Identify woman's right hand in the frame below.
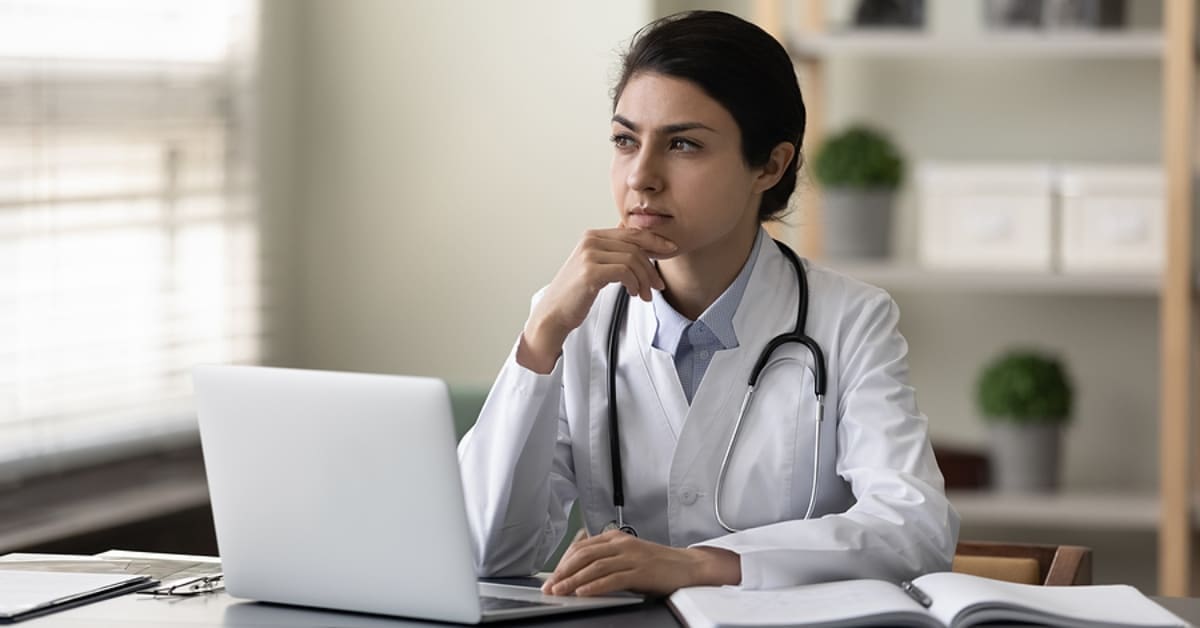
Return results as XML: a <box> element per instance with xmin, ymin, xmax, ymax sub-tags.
<box><xmin>517</xmin><ymin>227</ymin><xmax>677</xmax><ymax>374</ymax></box>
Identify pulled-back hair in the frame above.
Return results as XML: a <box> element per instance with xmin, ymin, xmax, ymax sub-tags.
<box><xmin>612</xmin><ymin>11</ymin><xmax>806</xmax><ymax>222</ymax></box>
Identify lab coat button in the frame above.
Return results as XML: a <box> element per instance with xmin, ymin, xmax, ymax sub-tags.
<box><xmin>680</xmin><ymin>487</ymin><xmax>698</xmax><ymax>505</ymax></box>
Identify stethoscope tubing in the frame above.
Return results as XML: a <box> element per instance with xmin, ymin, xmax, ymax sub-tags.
<box><xmin>713</xmin><ymin>361</ymin><xmax>825</xmax><ymax>532</ymax></box>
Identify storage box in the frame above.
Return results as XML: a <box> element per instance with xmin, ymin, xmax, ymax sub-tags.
<box><xmin>917</xmin><ymin>162</ymin><xmax>1055</xmax><ymax>271</ymax></box>
<box><xmin>1058</xmin><ymin>164</ymin><xmax>1164</xmax><ymax>274</ymax></box>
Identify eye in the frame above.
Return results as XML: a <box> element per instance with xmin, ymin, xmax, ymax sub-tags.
<box><xmin>610</xmin><ymin>134</ymin><xmax>637</xmax><ymax>150</ymax></box>
<box><xmin>669</xmin><ymin>137</ymin><xmax>701</xmax><ymax>152</ymax></box>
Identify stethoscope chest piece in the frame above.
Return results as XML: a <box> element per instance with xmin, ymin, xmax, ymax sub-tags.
<box><xmin>601</xmin><ymin>520</ymin><xmax>638</xmax><ymax>537</ymax></box>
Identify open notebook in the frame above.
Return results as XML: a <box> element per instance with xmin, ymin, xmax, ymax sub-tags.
<box><xmin>668</xmin><ymin>572</ymin><xmax>1187</xmax><ymax>628</ymax></box>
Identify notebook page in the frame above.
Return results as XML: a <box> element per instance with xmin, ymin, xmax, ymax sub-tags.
<box><xmin>669</xmin><ymin>580</ymin><xmax>940</xmax><ymax>628</ymax></box>
<box><xmin>914</xmin><ymin>572</ymin><xmax>1186</xmax><ymax>628</ymax></box>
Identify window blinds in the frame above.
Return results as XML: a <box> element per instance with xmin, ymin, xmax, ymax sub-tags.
<box><xmin>0</xmin><ymin>0</ymin><xmax>261</xmax><ymax>481</ymax></box>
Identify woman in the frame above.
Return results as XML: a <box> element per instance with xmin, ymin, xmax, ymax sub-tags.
<box><xmin>457</xmin><ymin>10</ymin><xmax>959</xmax><ymax>597</ymax></box>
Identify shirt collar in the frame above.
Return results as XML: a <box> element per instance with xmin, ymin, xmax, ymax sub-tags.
<box><xmin>651</xmin><ymin>228</ymin><xmax>765</xmax><ymax>352</ymax></box>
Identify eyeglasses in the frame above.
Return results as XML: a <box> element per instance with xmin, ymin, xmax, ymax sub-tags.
<box><xmin>137</xmin><ymin>573</ymin><xmax>224</xmax><ymax>597</ymax></box>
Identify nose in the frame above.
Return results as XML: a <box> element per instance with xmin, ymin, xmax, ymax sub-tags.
<box><xmin>625</xmin><ymin>148</ymin><xmax>663</xmax><ymax>194</ymax></box>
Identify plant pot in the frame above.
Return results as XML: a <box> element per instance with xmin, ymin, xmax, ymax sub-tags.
<box><xmin>988</xmin><ymin>422</ymin><xmax>1062</xmax><ymax>493</ymax></box>
<box><xmin>822</xmin><ymin>188</ymin><xmax>894</xmax><ymax>259</ymax></box>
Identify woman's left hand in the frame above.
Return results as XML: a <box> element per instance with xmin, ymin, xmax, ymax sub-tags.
<box><xmin>540</xmin><ymin>529</ymin><xmax>741</xmax><ymax>597</ymax></box>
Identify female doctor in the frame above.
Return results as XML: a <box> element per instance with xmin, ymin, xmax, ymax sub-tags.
<box><xmin>457</xmin><ymin>10</ymin><xmax>959</xmax><ymax>597</ymax></box>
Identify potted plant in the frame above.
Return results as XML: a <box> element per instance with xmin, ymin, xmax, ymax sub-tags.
<box><xmin>976</xmin><ymin>349</ymin><xmax>1074</xmax><ymax>493</ymax></box>
<box><xmin>811</xmin><ymin>125</ymin><xmax>904</xmax><ymax>258</ymax></box>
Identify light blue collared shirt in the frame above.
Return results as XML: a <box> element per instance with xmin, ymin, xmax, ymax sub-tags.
<box><xmin>651</xmin><ymin>229</ymin><xmax>764</xmax><ymax>403</ymax></box>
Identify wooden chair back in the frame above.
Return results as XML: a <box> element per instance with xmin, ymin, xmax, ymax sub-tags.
<box><xmin>953</xmin><ymin>540</ymin><xmax>1092</xmax><ymax>586</ymax></box>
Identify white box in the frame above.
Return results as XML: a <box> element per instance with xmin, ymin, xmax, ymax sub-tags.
<box><xmin>917</xmin><ymin>162</ymin><xmax>1055</xmax><ymax>271</ymax></box>
<box><xmin>1058</xmin><ymin>164</ymin><xmax>1164</xmax><ymax>274</ymax></box>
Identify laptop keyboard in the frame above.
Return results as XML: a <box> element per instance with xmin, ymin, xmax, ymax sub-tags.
<box><xmin>480</xmin><ymin>595</ymin><xmax>562</xmax><ymax>611</ymax></box>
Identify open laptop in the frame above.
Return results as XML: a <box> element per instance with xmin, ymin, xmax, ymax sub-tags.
<box><xmin>192</xmin><ymin>365</ymin><xmax>641</xmax><ymax>623</ymax></box>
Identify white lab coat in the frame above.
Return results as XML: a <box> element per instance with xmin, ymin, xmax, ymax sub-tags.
<box><xmin>457</xmin><ymin>235</ymin><xmax>960</xmax><ymax>589</ymax></box>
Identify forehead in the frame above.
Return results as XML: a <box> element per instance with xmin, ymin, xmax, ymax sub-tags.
<box><xmin>613</xmin><ymin>72</ymin><xmax>736</xmax><ymax>130</ymax></box>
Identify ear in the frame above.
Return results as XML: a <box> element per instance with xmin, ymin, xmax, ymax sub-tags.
<box><xmin>752</xmin><ymin>141</ymin><xmax>796</xmax><ymax>194</ymax></box>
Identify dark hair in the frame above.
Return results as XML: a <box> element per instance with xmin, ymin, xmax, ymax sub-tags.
<box><xmin>612</xmin><ymin>11</ymin><xmax>806</xmax><ymax>222</ymax></box>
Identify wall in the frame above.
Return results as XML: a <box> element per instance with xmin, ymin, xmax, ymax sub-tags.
<box><xmin>258</xmin><ymin>0</ymin><xmax>302</xmax><ymax>368</ymax></box>
<box><xmin>285</xmin><ymin>0</ymin><xmax>651</xmax><ymax>385</ymax></box>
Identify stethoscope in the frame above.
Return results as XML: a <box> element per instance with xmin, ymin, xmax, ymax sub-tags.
<box><xmin>602</xmin><ymin>239</ymin><xmax>828</xmax><ymax>536</ymax></box>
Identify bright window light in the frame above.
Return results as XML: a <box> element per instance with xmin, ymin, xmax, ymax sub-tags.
<box><xmin>0</xmin><ymin>0</ymin><xmax>261</xmax><ymax>481</ymax></box>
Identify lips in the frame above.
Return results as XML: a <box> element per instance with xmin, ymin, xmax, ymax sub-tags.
<box><xmin>626</xmin><ymin>208</ymin><xmax>673</xmax><ymax>229</ymax></box>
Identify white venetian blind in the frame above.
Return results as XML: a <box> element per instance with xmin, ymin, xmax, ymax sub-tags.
<box><xmin>0</xmin><ymin>0</ymin><xmax>261</xmax><ymax>480</ymax></box>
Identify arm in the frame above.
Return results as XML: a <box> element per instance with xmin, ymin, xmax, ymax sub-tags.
<box><xmin>459</xmin><ymin>227</ymin><xmax>676</xmax><ymax>575</ymax></box>
<box><xmin>457</xmin><ymin>335</ymin><xmax>576</xmax><ymax>576</ymax></box>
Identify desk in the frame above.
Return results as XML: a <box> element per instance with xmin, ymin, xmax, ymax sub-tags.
<box><xmin>17</xmin><ymin>589</ymin><xmax>1200</xmax><ymax>627</ymax></box>
<box><xmin>19</xmin><ymin>589</ymin><xmax>674</xmax><ymax>627</ymax></box>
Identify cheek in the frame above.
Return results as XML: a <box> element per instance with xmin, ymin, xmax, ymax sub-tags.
<box><xmin>679</xmin><ymin>162</ymin><xmax>753</xmax><ymax>207</ymax></box>
<box><xmin>610</xmin><ymin>157</ymin><xmax>627</xmax><ymax>199</ymax></box>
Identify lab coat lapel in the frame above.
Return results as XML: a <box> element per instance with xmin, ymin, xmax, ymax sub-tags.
<box><xmin>631</xmin><ymin>296</ymin><xmax>688</xmax><ymax>438</ymax></box>
<box><xmin>669</xmin><ymin>241</ymin><xmax>799</xmax><ymax>483</ymax></box>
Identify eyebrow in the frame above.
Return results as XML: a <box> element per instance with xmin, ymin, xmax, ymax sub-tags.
<box><xmin>611</xmin><ymin>114</ymin><xmax>716</xmax><ymax>135</ymax></box>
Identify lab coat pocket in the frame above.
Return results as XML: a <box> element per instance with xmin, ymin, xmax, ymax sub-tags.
<box><xmin>716</xmin><ymin>355</ymin><xmax>814</xmax><ymax>529</ymax></box>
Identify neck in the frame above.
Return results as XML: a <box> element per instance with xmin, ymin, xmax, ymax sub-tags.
<box><xmin>659</xmin><ymin>227</ymin><xmax>759</xmax><ymax>321</ymax></box>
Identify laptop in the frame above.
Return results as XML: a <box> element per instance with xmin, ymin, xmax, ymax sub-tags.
<box><xmin>192</xmin><ymin>365</ymin><xmax>642</xmax><ymax>623</ymax></box>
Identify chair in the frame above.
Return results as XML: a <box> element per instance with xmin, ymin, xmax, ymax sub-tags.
<box><xmin>448</xmin><ymin>383</ymin><xmax>489</xmax><ymax>440</ymax></box>
<box><xmin>953</xmin><ymin>541</ymin><xmax>1092</xmax><ymax>585</ymax></box>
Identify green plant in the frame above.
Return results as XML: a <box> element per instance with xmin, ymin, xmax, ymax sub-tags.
<box><xmin>976</xmin><ymin>350</ymin><xmax>1073</xmax><ymax>425</ymax></box>
<box><xmin>812</xmin><ymin>125</ymin><xmax>904</xmax><ymax>189</ymax></box>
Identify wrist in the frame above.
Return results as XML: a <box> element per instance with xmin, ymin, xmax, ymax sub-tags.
<box><xmin>688</xmin><ymin>547</ymin><xmax>742</xmax><ymax>587</ymax></box>
<box><xmin>516</xmin><ymin>315</ymin><xmax>568</xmax><ymax>374</ymax></box>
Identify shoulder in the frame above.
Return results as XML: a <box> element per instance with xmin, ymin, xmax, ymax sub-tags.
<box><xmin>799</xmin><ymin>262</ymin><xmax>909</xmax><ymax>372</ymax></box>
<box><xmin>800</xmin><ymin>259</ymin><xmax>896</xmax><ymax>320</ymax></box>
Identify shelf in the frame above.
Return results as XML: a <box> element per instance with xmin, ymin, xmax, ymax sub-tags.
<box><xmin>824</xmin><ymin>260</ymin><xmax>1160</xmax><ymax>296</ymax></box>
<box><xmin>948</xmin><ymin>490</ymin><xmax>1200</xmax><ymax>531</ymax></box>
<box><xmin>789</xmin><ymin>30</ymin><xmax>1164</xmax><ymax>60</ymax></box>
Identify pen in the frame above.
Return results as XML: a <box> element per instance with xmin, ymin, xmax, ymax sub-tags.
<box><xmin>900</xmin><ymin>581</ymin><xmax>932</xmax><ymax>608</ymax></box>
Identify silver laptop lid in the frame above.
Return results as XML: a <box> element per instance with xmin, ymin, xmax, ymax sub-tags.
<box><xmin>193</xmin><ymin>365</ymin><xmax>483</xmax><ymax>623</ymax></box>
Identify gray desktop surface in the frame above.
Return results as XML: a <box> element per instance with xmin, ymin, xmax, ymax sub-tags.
<box><xmin>17</xmin><ymin>583</ymin><xmax>673</xmax><ymax>627</ymax></box>
<box><xmin>16</xmin><ymin>584</ymin><xmax>1200</xmax><ymax>627</ymax></box>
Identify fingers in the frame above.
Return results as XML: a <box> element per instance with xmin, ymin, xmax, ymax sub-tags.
<box><xmin>577</xmin><ymin>231</ymin><xmax>664</xmax><ymax>301</ymax></box>
<box><xmin>541</xmin><ymin>528</ymin><xmax>589</xmax><ymax>594</ymax></box>
<box><xmin>553</xmin><ymin>555</ymin><xmax>632</xmax><ymax>597</ymax></box>
<box><xmin>542</xmin><ymin>530</ymin><xmax>624</xmax><ymax>595</ymax></box>
<box><xmin>584</xmin><ymin>250</ymin><xmax>663</xmax><ymax>302</ymax></box>
<box><xmin>575</xmin><ymin>571</ymin><xmax>631</xmax><ymax>597</ymax></box>
<box><xmin>594</xmin><ymin>226</ymin><xmax>678</xmax><ymax>258</ymax></box>
<box><xmin>549</xmin><ymin>537</ymin><xmax>621</xmax><ymax>592</ymax></box>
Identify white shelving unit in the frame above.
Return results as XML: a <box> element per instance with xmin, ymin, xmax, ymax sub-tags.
<box><xmin>948</xmin><ymin>491</ymin><xmax>1199</xmax><ymax>532</ymax></box>
<box><xmin>756</xmin><ymin>0</ymin><xmax>1196</xmax><ymax>595</ymax></box>
<box><xmin>825</xmin><ymin>261</ymin><xmax>1160</xmax><ymax>297</ymax></box>
<box><xmin>786</xmin><ymin>24</ymin><xmax>1168</xmax><ymax>301</ymax></box>
<box><xmin>789</xmin><ymin>30</ymin><xmax>1164</xmax><ymax>59</ymax></box>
